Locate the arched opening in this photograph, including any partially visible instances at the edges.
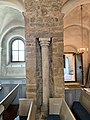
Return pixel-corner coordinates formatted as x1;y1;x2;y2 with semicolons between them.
63;1;90;85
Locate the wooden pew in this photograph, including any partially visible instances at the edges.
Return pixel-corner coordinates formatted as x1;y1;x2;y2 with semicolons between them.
80;89;90;113
0;84;19;109
15;98;36;120
72;89;90;120
0;84;19;120
48;98;76;120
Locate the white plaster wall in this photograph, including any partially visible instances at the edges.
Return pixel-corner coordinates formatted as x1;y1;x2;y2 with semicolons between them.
64;4;90;84
64;26;89;51
0;2;25;78
0;0;24;12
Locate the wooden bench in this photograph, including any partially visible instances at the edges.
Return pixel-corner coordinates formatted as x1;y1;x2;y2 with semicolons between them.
47;114;61;120
0;84;19;120
72;89;90;120
47;98;76;120
72;102;90;120
14;98;36;120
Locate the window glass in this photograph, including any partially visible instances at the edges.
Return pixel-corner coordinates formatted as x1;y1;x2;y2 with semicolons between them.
19;40;24;50
64;53;75;82
19;51;24;61
11;39;25;62
12;51;18;61
12;40;18;50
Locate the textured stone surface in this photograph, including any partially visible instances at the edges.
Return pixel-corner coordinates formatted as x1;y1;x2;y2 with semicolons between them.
25;0;64;118
36;39;42;108
39;38;50;112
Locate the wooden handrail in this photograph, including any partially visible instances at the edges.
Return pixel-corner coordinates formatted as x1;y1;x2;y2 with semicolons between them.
0;84;19;112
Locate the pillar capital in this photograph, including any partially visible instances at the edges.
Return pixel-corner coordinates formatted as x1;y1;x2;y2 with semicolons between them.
39;38;50;47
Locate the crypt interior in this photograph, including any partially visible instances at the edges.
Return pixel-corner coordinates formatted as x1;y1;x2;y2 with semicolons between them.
0;0;90;120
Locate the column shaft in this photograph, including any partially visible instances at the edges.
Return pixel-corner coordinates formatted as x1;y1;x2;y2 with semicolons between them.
39;38;50;111
42;46;49;107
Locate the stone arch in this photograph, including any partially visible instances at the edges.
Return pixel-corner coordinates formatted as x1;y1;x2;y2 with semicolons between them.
64;25;89;32
1;26;25;77
64;25;89;51
64;45;77;53
62;0;90;16
1;26;25;63
0;1;24;12
1;25;25;47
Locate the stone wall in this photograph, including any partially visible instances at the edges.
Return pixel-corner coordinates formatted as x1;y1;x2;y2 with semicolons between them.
52;37;64;97
36;39;42;109
25;0;65;117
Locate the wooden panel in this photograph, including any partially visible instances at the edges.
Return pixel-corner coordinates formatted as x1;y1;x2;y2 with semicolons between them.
80;90;90;113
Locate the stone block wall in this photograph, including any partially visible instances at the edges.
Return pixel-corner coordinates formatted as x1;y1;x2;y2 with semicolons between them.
25;37;37;100
36;39;42;109
52;37;64;97
25;0;65;116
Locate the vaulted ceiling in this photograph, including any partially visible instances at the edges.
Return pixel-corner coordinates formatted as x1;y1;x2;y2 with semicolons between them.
0;0;24;46
0;0;24;12
0;0;90;45
64;3;90;30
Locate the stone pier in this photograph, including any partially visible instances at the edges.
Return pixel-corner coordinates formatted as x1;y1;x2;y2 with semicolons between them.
25;0;65;119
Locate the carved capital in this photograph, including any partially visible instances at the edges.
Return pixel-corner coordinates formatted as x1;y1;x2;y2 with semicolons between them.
39;38;50;47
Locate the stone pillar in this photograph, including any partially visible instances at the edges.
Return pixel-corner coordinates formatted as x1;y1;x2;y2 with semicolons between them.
39;38;50;114
25;0;65;119
88;29;90;63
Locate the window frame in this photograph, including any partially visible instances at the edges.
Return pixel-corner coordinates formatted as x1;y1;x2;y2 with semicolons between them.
10;38;25;63
64;52;76;82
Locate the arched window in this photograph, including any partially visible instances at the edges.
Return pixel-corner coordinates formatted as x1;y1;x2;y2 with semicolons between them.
11;39;25;62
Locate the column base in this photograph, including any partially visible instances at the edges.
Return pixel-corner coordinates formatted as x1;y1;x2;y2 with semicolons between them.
41;105;48;119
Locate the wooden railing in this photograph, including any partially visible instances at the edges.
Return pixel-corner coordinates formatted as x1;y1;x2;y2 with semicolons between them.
18;98;36;120
0;84;19;120
80;89;90;113
49;98;76;120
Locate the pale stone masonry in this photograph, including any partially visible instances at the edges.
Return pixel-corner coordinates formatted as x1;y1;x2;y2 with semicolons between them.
25;0;65;118
39;38;50;112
